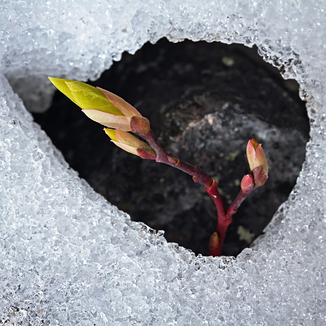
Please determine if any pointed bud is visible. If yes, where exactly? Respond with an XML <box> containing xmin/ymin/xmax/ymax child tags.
<box><xmin>49</xmin><ymin>77</ymin><xmax>147</xmax><ymax>132</ymax></box>
<box><xmin>246</xmin><ymin>139</ymin><xmax>268</xmax><ymax>175</ymax></box>
<box><xmin>240</xmin><ymin>174</ymin><xmax>255</xmax><ymax>193</ymax></box>
<box><xmin>49</xmin><ymin>77</ymin><xmax>123</xmax><ymax>115</ymax></box>
<box><xmin>104</xmin><ymin>129</ymin><xmax>156</xmax><ymax>159</ymax></box>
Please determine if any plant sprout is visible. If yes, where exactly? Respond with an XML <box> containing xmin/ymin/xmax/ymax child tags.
<box><xmin>49</xmin><ymin>77</ymin><xmax>268</xmax><ymax>256</ymax></box>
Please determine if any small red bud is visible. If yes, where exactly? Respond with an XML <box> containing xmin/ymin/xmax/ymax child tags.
<box><xmin>240</xmin><ymin>174</ymin><xmax>255</xmax><ymax>193</ymax></box>
<box><xmin>167</xmin><ymin>156</ymin><xmax>179</xmax><ymax>165</ymax></box>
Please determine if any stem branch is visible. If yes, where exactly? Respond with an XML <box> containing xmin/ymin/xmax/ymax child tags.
<box><xmin>137</xmin><ymin>128</ymin><xmax>259</xmax><ymax>257</ymax></box>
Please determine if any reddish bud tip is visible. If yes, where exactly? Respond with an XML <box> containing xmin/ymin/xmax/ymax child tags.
<box><xmin>130</xmin><ymin>116</ymin><xmax>151</xmax><ymax>135</ymax></box>
<box><xmin>240</xmin><ymin>174</ymin><xmax>255</xmax><ymax>193</ymax></box>
<box><xmin>249</xmin><ymin>138</ymin><xmax>259</xmax><ymax>150</ymax></box>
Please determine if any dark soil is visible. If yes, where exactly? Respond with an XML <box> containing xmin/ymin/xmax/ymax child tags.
<box><xmin>33</xmin><ymin>38</ymin><xmax>309</xmax><ymax>256</ymax></box>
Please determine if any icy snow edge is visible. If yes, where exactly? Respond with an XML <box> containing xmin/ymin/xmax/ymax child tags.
<box><xmin>0</xmin><ymin>0</ymin><xmax>325</xmax><ymax>325</ymax></box>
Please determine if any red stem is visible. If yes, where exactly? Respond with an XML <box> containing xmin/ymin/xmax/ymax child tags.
<box><xmin>226</xmin><ymin>190</ymin><xmax>250</xmax><ymax>218</ymax></box>
<box><xmin>142</xmin><ymin>130</ymin><xmax>212</xmax><ymax>188</ymax></box>
<box><xmin>205</xmin><ymin>180</ymin><xmax>232</xmax><ymax>256</ymax></box>
<box><xmin>138</xmin><ymin>129</ymin><xmax>256</xmax><ymax>257</ymax></box>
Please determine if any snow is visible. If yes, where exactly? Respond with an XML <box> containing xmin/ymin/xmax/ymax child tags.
<box><xmin>0</xmin><ymin>0</ymin><xmax>325</xmax><ymax>324</ymax></box>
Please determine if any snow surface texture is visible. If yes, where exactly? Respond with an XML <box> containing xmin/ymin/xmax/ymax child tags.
<box><xmin>0</xmin><ymin>0</ymin><xmax>325</xmax><ymax>325</ymax></box>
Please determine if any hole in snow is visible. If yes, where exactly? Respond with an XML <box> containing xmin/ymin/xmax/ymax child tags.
<box><xmin>33</xmin><ymin>38</ymin><xmax>309</xmax><ymax>256</ymax></box>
